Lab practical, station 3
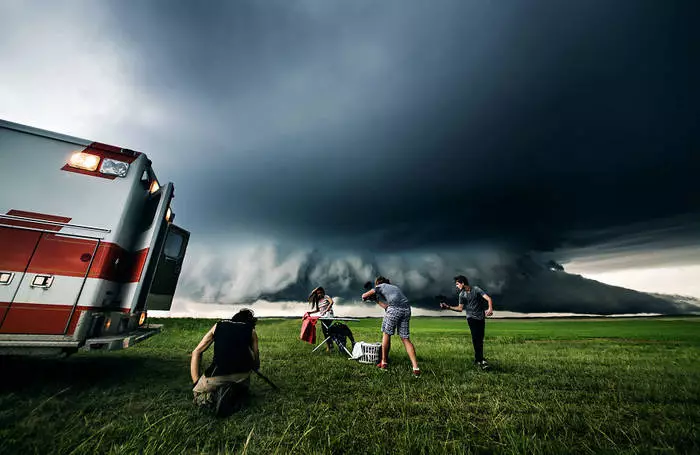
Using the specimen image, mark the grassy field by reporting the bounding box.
[1,316,699,454]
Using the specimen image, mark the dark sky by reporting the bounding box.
[1,1,699,313]
[101,0,699,250]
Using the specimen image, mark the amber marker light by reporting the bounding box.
[68,152,101,171]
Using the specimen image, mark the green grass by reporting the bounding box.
[1,316,699,454]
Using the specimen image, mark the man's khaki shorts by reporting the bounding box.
[193,372,251,407]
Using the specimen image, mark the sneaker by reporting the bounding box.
[480,360,490,371]
[412,368,421,378]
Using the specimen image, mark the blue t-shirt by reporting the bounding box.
[459,286,487,320]
[374,283,410,308]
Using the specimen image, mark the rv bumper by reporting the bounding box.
[82,324,162,351]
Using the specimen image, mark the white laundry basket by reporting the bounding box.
[350,341,382,364]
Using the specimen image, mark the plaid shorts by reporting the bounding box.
[382,306,411,338]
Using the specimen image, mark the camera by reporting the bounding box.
[363,281,378,301]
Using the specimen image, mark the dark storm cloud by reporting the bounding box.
[1,0,696,316]
[175,241,698,316]
[75,0,698,314]
[103,0,699,255]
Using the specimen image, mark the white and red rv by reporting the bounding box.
[0,119,189,355]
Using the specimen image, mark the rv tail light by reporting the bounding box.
[149,180,160,194]
[100,158,130,177]
[104,318,112,331]
[139,312,147,326]
[165,207,173,223]
[68,152,100,171]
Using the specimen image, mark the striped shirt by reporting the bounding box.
[317,296,333,316]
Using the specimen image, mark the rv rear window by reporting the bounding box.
[163,232,184,259]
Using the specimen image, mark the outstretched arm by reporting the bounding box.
[190,324,216,383]
[440,295,464,312]
[440,302,464,312]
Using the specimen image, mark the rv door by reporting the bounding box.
[143,224,190,311]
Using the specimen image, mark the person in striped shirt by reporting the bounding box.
[308,286,335,351]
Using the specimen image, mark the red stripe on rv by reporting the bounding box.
[26,234,96,276]
[0,227,42,271]
[6,210,72,223]
[3,210,71,231]
[0,303,130,335]
[29,239,149,282]
[0,229,148,283]
[0,302,80,334]
[89,244,149,282]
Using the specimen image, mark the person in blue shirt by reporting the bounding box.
[362,276,421,377]
[440,275,494,370]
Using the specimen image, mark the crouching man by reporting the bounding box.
[190,308,260,416]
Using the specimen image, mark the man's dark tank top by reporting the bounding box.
[205,320,253,376]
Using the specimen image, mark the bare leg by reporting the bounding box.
[400,337,419,370]
[381,332,391,364]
